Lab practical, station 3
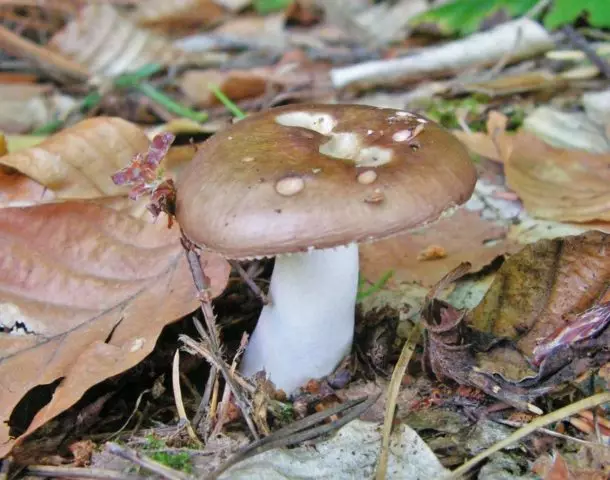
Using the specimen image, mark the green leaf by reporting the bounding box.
[544,0,610,29]
[253,0,293,14]
[410,0,537,36]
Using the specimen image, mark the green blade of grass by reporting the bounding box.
[208,83,247,119]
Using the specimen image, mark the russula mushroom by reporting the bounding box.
[175,103,477,393]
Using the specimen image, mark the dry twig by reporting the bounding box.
[107,442,192,480]
[180,231,260,440]
[26,465,145,480]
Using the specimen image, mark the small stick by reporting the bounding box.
[106,442,192,480]
[193,367,217,429]
[180,231,260,440]
[26,465,145,480]
[206,394,380,480]
[448,392,610,478]
[172,350,201,445]
[212,333,249,437]
[230,260,270,305]
[375,324,422,480]
[562,25,610,79]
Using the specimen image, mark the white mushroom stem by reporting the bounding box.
[240,243,359,394]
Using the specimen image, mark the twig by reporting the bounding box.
[104,388,151,442]
[0,24,89,80]
[26,465,145,480]
[562,25,610,79]
[206,394,380,480]
[212,333,249,437]
[375,324,422,480]
[172,350,201,445]
[230,260,270,305]
[330,18,553,89]
[106,442,192,480]
[448,392,610,478]
[193,366,218,431]
[180,231,260,440]
[493,418,604,446]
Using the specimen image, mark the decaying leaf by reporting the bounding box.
[0,202,230,457]
[359,209,517,287]
[470,230,610,357]
[0,117,150,200]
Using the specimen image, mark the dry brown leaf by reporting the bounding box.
[0,202,230,457]
[505,132,610,222]
[359,209,517,288]
[455,111,610,223]
[470,231,610,356]
[180,69,269,107]
[131,0,225,31]
[0,168,55,208]
[0,117,149,200]
[48,4,191,76]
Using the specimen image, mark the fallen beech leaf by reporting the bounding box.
[0,168,55,208]
[470,231,610,356]
[0,202,230,456]
[0,117,150,200]
[505,132,610,222]
[359,209,517,287]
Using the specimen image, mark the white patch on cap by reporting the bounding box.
[357,170,377,184]
[275,176,305,196]
[396,111,414,117]
[319,132,360,160]
[392,130,412,142]
[241,156,255,162]
[275,111,337,135]
[320,133,393,168]
[357,146,393,167]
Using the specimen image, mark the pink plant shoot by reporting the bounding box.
[111,132,177,226]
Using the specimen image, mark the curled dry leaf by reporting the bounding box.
[470,231,610,357]
[0,116,149,200]
[0,202,230,457]
[359,209,518,287]
[48,4,213,77]
[505,132,610,222]
[454,110,610,222]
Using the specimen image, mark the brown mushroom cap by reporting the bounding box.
[176,103,477,259]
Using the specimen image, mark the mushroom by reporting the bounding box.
[175,103,477,394]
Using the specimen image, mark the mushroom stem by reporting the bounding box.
[240,243,359,393]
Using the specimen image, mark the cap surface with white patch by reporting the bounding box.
[176,103,477,258]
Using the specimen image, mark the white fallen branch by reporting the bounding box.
[330,18,554,89]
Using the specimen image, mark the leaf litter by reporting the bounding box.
[1,0,610,479]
